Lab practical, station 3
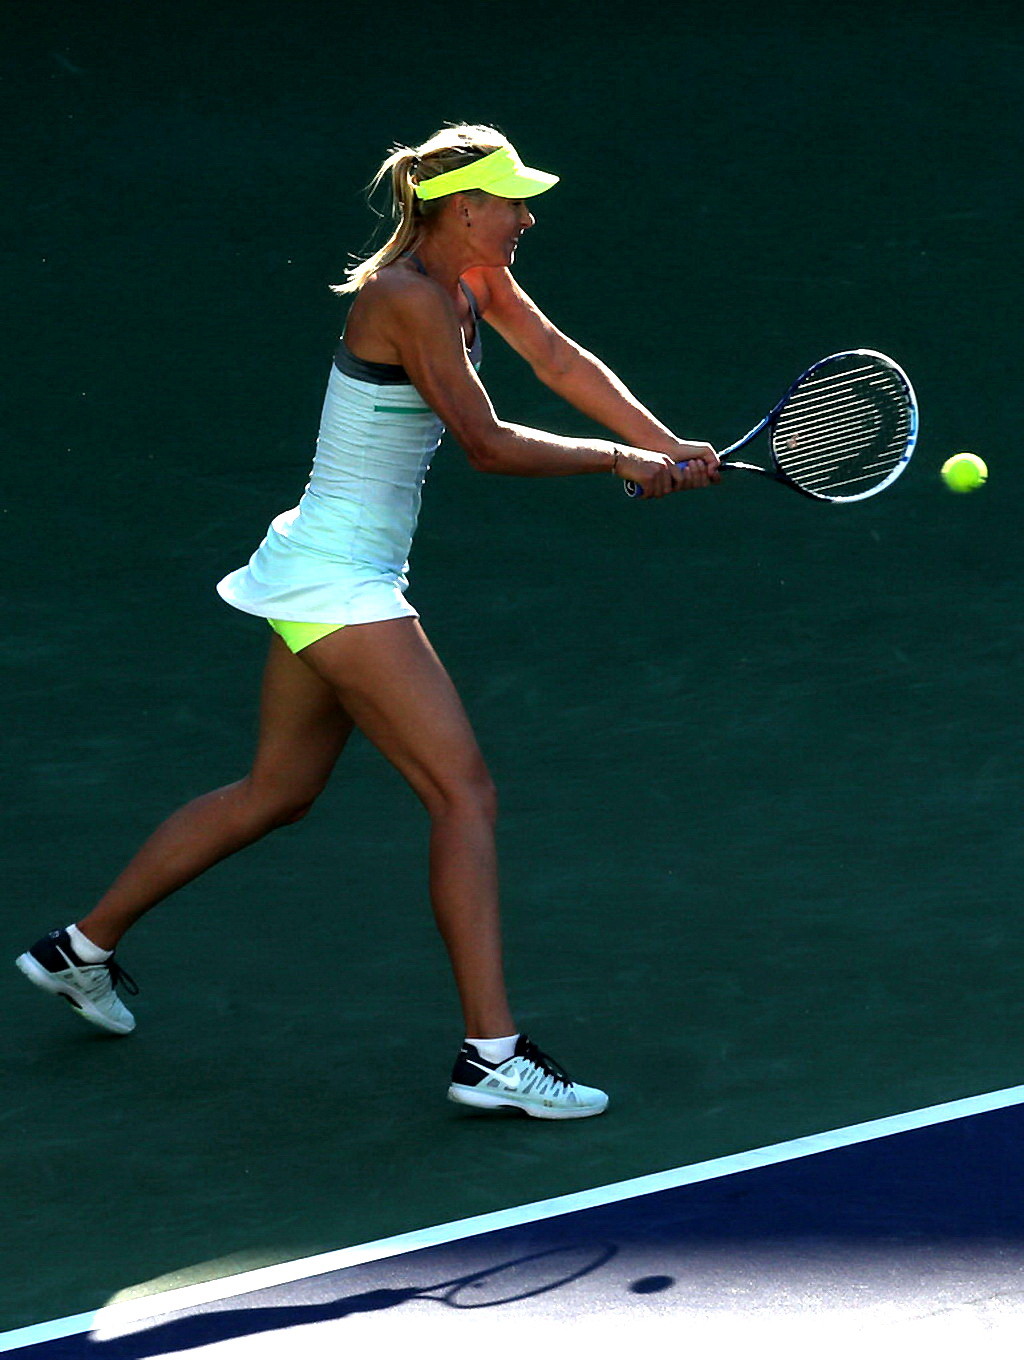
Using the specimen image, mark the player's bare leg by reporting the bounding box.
[17,637,351,1032]
[299,617,515,1040]
[78,635,353,949]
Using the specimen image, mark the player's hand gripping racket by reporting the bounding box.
[624,349,918,502]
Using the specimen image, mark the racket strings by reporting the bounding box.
[771,359,912,497]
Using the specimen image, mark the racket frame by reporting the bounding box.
[625,349,919,503]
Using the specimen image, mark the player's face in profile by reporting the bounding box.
[468,194,535,266]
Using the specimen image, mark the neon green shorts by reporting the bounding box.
[268,619,345,654]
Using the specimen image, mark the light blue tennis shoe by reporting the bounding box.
[448,1035,608,1120]
[16,928,138,1035]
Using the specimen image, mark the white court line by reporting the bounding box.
[5,1081,1024,1352]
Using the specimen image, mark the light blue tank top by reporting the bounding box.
[215,270,482,625]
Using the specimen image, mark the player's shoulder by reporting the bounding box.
[360,258,449,319]
[460,266,517,316]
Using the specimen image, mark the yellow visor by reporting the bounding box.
[414,144,559,201]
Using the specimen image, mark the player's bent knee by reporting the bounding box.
[450,770,498,825]
[244,782,320,831]
[276,799,316,827]
[479,775,499,825]
[422,763,497,826]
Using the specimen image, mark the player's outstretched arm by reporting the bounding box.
[464,266,719,482]
[377,270,693,495]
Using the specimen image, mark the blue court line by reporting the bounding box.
[5,1081,1024,1352]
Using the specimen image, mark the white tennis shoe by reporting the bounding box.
[16,928,138,1035]
[448,1035,608,1119]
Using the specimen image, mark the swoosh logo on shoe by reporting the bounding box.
[56,946,84,979]
[55,946,104,993]
[467,1060,521,1091]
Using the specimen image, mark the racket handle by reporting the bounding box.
[623,460,690,498]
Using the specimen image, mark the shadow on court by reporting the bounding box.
[19,1246,621,1357]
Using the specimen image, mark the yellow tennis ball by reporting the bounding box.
[941,452,988,493]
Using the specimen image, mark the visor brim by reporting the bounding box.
[414,145,560,202]
[484,169,560,199]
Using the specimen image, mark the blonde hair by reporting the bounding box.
[331,123,511,295]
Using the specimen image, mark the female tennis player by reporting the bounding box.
[16,124,719,1120]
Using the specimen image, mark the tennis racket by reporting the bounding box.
[624,349,918,502]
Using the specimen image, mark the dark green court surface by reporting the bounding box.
[3,0,1021,1333]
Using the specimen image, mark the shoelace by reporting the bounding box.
[58,942,140,998]
[518,1037,573,1093]
[107,959,140,997]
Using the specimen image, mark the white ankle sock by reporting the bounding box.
[66,924,112,963]
[467,1034,519,1064]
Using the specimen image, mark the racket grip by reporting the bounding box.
[623,460,690,498]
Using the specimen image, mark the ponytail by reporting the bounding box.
[331,124,510,295]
